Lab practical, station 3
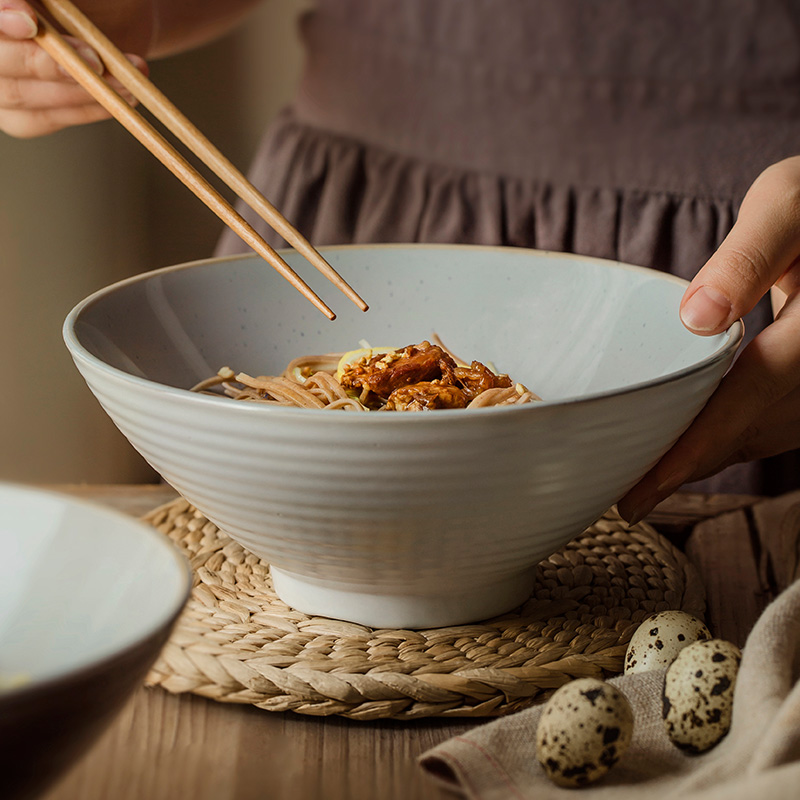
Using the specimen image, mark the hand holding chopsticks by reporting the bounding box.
[32,0,368,320]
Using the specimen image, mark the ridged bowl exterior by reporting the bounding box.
[64,245,742,626]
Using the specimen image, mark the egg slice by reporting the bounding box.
[335,346,397,382]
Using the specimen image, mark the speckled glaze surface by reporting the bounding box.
[64,245,743,627]
[0,484,191,800]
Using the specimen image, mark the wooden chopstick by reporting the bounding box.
[39,0,368,315]
[34,1,369,319]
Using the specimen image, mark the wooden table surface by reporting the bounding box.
[40,484,800,800]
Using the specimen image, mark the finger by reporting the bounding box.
[0,33,147,82]
[0,36,102,82]
[680,157,800,334]
[0,2,38,40]
[618,286,800,522]
[0,76,104,109]
[726,385,800,464]
[0,74,137,110]
[688,385,800,480]
[0,102,113,137]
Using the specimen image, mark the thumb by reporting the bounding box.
[680,157,800,335]
[0,1,38,39]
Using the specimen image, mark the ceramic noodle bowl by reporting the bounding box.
[64,245,743,628]
[0,483,191,800]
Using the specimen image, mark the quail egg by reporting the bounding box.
[625,610,711,674]
[662,638,741,753]
[536,678,634,787]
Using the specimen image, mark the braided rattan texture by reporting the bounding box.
[143,498,705,720]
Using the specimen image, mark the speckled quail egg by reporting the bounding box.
[625,611,711,674]
[536,678,634,788]
[662,638,741,753]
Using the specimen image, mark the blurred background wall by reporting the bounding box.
[0,0,304,484]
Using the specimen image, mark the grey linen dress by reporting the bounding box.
[217,0,800,495]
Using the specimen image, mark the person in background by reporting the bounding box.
[1,0,799,523]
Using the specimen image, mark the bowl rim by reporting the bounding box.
[63,243,745,421]
[0,483,192,702]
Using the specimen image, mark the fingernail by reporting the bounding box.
[681,285,732,332]
[620,495,655,526]
[623,506,647,527]
[623,465,695,526]
[0,9,38,39]
[75,43,104,75]
[125,53,149,74]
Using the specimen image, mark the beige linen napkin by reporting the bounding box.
[420,578,800,800]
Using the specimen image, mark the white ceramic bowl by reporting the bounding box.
[0,484,191,800]
[64,244,742,629]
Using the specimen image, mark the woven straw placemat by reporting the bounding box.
[143,498,705,721]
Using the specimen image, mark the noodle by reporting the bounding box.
[191,341,541,411]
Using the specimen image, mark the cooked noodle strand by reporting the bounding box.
[191,344,541,411]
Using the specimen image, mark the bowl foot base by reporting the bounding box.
[270,567,536,629]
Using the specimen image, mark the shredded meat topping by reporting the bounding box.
[385,381,467,411]
[454,361,513,402]
[339,341,515,410]
[339,342,456,399]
